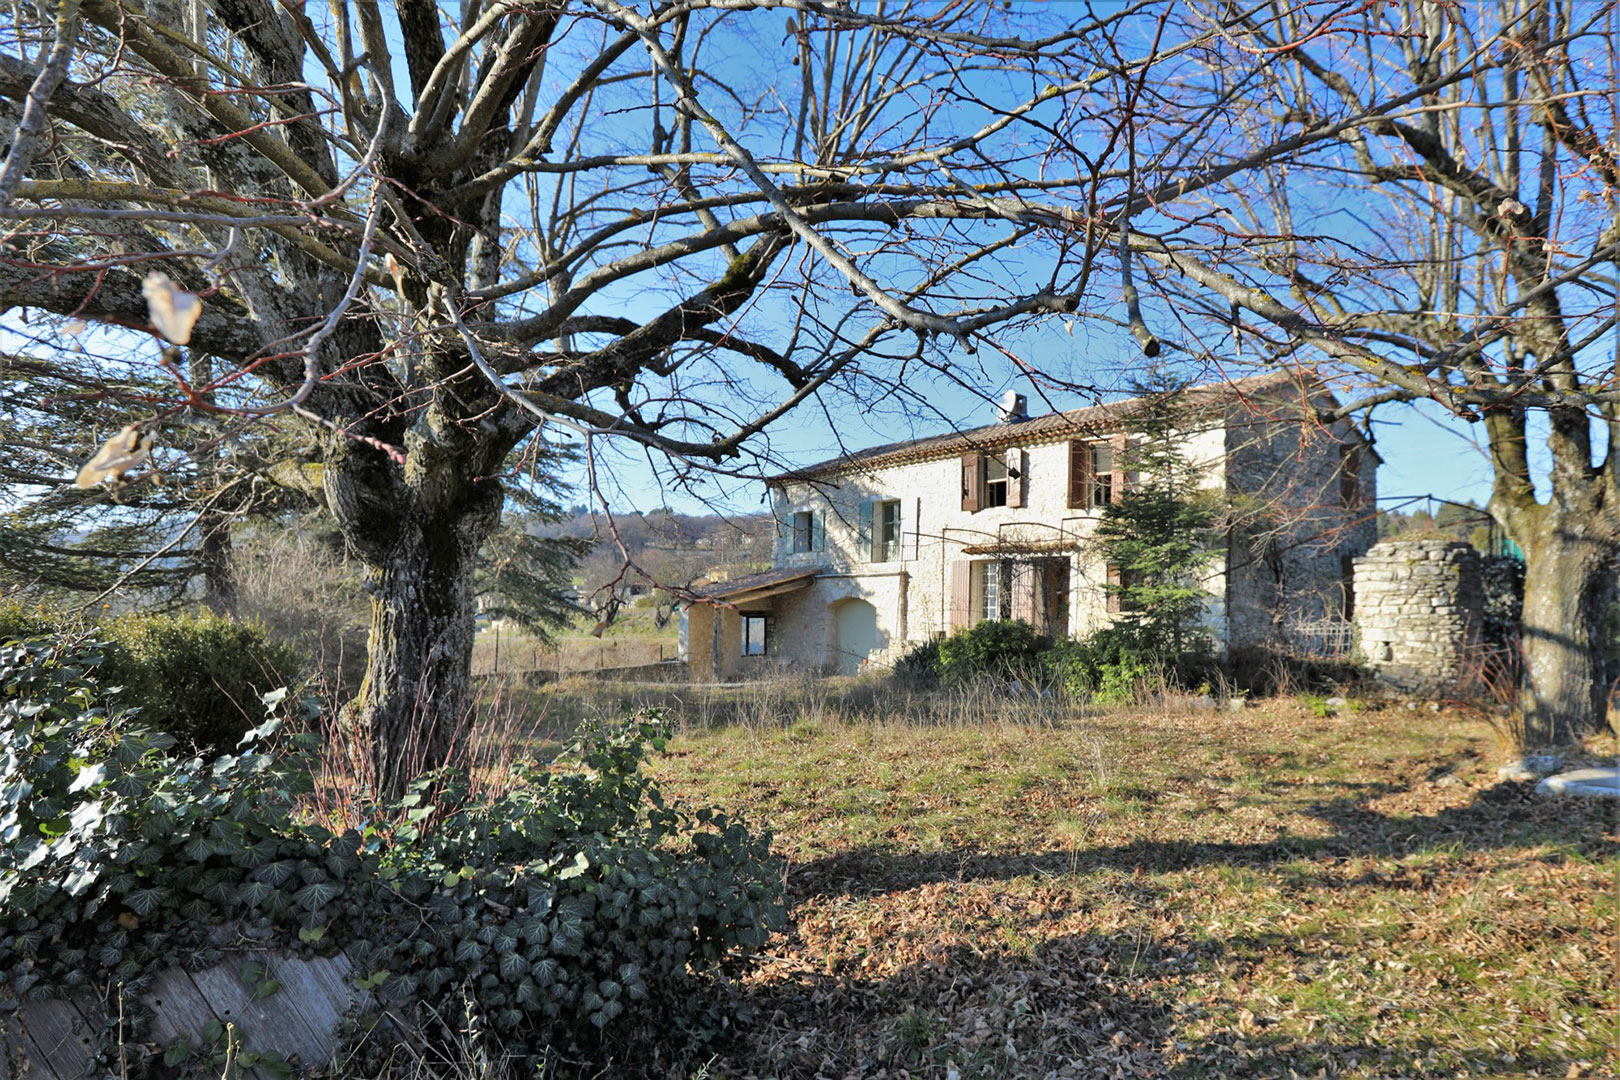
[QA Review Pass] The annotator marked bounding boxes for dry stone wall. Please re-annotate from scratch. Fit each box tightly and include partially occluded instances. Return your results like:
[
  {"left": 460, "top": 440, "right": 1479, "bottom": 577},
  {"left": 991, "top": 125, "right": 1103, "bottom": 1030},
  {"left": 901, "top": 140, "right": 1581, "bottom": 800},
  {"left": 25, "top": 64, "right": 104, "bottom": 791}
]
[{"left": 1353, "top": 540, "right": 1484, "bottom": 691}]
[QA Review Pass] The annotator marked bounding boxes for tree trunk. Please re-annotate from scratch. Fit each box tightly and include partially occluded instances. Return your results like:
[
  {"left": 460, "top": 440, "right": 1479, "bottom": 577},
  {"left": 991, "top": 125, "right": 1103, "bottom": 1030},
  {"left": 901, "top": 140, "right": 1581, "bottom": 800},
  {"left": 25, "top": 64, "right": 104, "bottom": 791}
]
[
  {"left": 326, "top": 436, "right": 505, "bottom": 798},
  {"left": 198, "top": 510, "right": 236, "bottom": 614},
  {"left": 1517, "top": 528, "right": 1616, "bottom": 749}
]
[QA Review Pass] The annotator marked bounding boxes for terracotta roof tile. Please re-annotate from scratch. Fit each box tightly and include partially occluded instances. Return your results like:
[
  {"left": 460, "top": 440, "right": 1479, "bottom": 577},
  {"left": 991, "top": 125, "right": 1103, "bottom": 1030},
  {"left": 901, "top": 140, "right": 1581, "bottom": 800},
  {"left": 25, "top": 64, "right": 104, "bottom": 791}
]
[{"left": 769, "top": 370, "right": 1318, "bottom": 482}]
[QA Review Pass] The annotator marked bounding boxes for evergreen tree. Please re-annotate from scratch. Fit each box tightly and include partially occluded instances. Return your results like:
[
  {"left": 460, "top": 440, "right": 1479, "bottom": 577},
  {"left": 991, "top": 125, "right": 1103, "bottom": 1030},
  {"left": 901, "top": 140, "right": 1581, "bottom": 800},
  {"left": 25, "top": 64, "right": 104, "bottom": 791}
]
[{"left": 1094, "top": 388, "right": 1222, "bottom": 660}]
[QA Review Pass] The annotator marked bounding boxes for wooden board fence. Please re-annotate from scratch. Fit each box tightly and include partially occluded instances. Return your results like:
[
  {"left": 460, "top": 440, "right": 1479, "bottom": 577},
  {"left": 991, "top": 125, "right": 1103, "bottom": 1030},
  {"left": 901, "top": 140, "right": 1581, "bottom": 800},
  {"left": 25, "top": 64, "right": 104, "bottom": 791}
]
[{"left": 0, "top": 952, "right": 365, "bottom": 1079}]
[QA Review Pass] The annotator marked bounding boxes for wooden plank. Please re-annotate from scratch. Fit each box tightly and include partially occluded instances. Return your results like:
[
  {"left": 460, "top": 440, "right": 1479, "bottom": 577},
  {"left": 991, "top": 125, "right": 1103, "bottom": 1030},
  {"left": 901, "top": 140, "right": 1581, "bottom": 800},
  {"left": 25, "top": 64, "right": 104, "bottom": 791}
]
[
  {"left": 142, "top": 966, "right": 223, "bottom": 1053},
  {"left": 298, "top": 952, "right": 365, "bottom": 1019},
  {"left": 15, "top": 953, "right": 371, "bottom": 1079},
  {"left": 144, "top": 954, "right": 370, "bottom": 1077},
  {"left": 14, "top": 998, "right": 95, "bottom": 1079},
  {"left": 184, "top": 961, "right": 329, "bottom": 1075},
  {"left": 260, "top": 956, "right": 357, "bottom": 1071}
]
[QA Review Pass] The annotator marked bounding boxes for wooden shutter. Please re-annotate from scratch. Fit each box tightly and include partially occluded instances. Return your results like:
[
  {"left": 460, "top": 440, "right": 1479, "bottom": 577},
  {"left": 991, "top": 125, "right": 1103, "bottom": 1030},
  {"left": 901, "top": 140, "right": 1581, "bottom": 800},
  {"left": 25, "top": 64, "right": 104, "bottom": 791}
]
[
  {"left": 1006, "top": 448, "right": 1026, "bottom": 509},
  {"left": 811, "top": 510, "right": 825, "bottom": 552},
  {"left": 858, "top": 500, "right": 874, "bottom": 561},
  {"left": 1106, "top": 564, "right": 1123, "bottom": 614},
  {"left": 961, "top": 452, "right": 983, "bottom": 512},
  {"left": 1111, "top": 434, "right": 1129, "bottom": 502},
  {"left": 949, "top": 561, "right": 975, "bottom": 630},
  {"left": 1068, "top": 440, "right": 1090, "bottom": 508},
  {"left": 1010, "top": 562, "right": 1038, "bottom": 625}
]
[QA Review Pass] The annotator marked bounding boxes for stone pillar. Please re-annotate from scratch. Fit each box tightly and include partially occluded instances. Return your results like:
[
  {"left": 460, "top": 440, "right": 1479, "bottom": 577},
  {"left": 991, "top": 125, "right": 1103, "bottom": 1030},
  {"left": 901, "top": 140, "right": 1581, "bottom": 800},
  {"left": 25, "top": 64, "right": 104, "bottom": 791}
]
[{"left": 1353, "top": 540, "right": 1484, "bottom": 692}]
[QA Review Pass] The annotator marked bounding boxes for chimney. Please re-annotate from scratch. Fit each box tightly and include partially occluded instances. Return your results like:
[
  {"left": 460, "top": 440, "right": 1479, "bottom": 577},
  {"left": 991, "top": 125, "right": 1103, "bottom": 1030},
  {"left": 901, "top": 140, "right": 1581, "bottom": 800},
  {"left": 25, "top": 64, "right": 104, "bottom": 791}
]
[{"left": 995, "top": 390, "right": 1028, "bottom": 423}]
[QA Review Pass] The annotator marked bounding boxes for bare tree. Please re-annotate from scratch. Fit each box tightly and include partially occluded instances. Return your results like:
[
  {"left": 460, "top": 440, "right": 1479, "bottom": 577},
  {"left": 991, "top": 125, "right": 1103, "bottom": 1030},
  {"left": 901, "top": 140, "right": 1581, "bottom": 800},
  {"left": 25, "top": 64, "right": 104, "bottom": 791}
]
[
  {"left": 1072, "top": 0, "right": 1620, "bottom": 749},
  {"left": 0, "top": 0, "right": 1188, "bottom": 792}
]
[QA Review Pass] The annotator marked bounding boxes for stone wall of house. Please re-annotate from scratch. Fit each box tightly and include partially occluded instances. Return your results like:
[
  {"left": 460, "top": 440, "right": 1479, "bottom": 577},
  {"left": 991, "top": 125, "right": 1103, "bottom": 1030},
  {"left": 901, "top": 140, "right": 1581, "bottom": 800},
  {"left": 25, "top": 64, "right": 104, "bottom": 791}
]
[
  {"left": 771, "top": 421, "right": 1231, "bottom": 656},
  {"left": 1353, "top": 540, "right": 1483, "bottom": 691},
  {"left": 1222, "top": 396, "right": 1378, "bottom": 651},
  {"left": 757, "top": 381, "right": 1379, "bottom": 673}
]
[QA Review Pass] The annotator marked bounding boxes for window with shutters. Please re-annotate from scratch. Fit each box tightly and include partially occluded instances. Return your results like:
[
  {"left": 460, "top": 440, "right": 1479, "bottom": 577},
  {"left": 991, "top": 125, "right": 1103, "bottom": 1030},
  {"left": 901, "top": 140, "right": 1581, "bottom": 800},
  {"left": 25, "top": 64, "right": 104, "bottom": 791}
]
[
  {"left": 872, "top": 499, "right": 902, "bottom": 562},
  {"left": 1069, "top": 438, "right": 1124, "bottom": 509},
  {"left": 1105, "top": 565, "right": 1139, "bottom": 614},
  {"left": 790, "top": 509, "right": 822, "bottom": 553}
]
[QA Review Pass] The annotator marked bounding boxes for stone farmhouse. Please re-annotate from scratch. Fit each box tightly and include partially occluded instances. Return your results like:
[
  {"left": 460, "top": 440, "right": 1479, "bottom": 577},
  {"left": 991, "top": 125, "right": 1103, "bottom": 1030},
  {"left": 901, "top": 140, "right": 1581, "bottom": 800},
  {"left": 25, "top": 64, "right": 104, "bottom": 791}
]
[{"left": 684, "top": 372, "right": 1379, "bottom": 680}]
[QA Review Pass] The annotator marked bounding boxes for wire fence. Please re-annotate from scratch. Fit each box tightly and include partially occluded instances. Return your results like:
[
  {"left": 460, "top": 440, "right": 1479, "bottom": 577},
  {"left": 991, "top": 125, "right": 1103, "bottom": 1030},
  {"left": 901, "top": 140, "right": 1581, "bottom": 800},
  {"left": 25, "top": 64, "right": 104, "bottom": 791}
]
[{"left": 1283, "top": 618, "right": 1354, "bottom": 659}]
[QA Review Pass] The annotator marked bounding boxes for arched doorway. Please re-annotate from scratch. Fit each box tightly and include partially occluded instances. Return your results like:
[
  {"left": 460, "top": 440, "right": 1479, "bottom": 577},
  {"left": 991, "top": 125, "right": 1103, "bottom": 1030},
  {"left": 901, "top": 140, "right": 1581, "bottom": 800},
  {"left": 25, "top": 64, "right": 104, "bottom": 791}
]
[{"left": 833, "top": 599, "right": 878, "bottom": 675}]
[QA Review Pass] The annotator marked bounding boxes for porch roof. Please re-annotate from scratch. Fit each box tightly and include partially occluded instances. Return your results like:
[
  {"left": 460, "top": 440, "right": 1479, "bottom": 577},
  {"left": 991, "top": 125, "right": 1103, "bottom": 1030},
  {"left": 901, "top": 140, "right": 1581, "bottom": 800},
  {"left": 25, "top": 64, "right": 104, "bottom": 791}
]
[
  {"left": 958, "top": 538, "right": 1078, "bottom": 556},
  {"left": 694, "top": 566, "right": 822, "bottom": 604}
]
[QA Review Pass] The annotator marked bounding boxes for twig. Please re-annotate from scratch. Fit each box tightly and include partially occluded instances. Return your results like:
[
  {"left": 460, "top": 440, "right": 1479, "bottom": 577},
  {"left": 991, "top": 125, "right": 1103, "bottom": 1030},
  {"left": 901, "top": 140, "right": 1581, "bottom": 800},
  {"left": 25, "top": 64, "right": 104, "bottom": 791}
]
[{"left": 0, "top": 0, "right": 83, "bottom": 204}]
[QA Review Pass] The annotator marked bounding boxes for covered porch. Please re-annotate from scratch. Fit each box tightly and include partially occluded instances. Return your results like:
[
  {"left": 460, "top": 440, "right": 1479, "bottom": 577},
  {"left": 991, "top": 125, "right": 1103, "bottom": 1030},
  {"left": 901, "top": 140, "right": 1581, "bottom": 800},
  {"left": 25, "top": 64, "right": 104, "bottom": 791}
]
[{"left": 683, "top": 567, "right": 822, "bottom": 681}]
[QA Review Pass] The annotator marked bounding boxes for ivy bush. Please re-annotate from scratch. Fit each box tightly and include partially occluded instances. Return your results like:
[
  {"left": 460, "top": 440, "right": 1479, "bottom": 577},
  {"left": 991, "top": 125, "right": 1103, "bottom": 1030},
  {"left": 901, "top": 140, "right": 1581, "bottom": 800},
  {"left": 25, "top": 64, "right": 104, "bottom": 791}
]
[{"left": 0, "top": 636, "right": 782, "bottom": 1075}]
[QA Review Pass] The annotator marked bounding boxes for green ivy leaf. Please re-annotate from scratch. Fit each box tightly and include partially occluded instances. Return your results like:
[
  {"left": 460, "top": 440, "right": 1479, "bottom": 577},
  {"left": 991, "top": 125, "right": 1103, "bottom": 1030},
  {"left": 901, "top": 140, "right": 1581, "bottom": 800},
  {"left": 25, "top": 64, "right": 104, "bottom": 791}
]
[{"left": 293, "top": 881, "right": 340, "bottom": 911}]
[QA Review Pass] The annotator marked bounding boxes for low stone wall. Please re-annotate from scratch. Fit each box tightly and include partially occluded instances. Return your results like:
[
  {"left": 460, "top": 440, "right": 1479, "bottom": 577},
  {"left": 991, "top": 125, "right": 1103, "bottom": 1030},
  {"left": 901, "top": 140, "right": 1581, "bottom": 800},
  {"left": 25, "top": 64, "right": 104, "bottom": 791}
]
[{"left": 1353, "top": 540, "right": 1484, "bottom": 692}]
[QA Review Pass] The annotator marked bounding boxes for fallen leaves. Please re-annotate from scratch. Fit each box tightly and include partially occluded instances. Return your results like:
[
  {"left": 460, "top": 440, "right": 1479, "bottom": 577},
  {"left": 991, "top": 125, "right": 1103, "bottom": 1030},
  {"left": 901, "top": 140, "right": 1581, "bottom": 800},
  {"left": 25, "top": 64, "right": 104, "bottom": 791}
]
[{"left": 646, "top": 699, "right": 1617, "bottom": 1078}]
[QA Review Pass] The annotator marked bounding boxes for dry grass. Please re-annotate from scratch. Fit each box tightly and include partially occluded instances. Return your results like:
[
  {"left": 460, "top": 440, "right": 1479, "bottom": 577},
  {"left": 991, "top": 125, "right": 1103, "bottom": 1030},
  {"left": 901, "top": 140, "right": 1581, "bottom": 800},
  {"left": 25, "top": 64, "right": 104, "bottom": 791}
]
[{"left": 625, "top": 690, "right": 1618, "bottom": 1079}]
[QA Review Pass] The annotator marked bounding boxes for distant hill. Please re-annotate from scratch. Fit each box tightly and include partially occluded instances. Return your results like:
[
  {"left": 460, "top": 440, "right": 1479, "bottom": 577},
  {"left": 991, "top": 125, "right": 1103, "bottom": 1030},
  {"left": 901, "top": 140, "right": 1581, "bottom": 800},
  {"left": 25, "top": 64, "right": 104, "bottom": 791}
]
[{"left": 534, "top": 508, "right": 775, "bottom": 616}]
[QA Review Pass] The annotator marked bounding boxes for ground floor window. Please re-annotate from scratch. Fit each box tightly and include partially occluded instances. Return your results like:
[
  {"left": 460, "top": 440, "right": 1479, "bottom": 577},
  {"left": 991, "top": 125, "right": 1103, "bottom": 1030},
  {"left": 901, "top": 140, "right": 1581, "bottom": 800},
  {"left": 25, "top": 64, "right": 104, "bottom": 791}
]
[
  {"left": 741, "top": 614, "right": 769, "bottom": 656},
  {"left": 979, "top": 560, "right": 1006, "bottom": 621},
  {"left": 975, "top": 558, "right": 1069, "bottom": 633}
]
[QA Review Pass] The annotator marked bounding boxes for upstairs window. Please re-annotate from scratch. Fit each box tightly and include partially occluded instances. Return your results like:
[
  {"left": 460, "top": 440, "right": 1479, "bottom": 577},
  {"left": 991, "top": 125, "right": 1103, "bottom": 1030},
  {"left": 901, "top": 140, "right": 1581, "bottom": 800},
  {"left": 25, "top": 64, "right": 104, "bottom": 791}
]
[
  {"left": 962, "top": 449, "right": 1024, "bottom": 512},
  {"left": 874, "top": 499, "right": 902, "bottom": 562},
  {"left": 791, "top": 509, "right": 823, "bottom": 553},
  {"left": 1069, "top": 438, "right": 1125, "bottom": 509},
  {"left": 862, "top": 499, "right": 903, "bottom": 562},
  {"left": 1090, "top": 444, "right": 1114, "bottom": 506},
  {"left": 984, "top": 455, "right": 1009, "bottom": 508}
]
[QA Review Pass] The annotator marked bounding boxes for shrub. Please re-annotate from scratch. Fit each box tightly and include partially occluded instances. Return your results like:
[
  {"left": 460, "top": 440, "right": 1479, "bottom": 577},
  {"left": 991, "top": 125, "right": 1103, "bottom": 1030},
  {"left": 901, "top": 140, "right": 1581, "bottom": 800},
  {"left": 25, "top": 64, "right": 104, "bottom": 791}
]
[
  {"left": 96, "top": 610, "right": 302, "bottom": 754},
  {"left": 1045, "top": 627, "right": 1143, "bottom": 702},
  {"left": 0, "top": 602, "right": 300, "bottom": 755},
  {"left": 1044, "top": 626, "right": 1218, "bottom": 705},
  {"left": 0, "top": 637, "right": 781, "bottom": 1075},
  {"left": 936, "top": 619, "right": 1049, "bottom": 684},
  {"left": 892, "top": 638, "right": 942, "bottom": 685}
]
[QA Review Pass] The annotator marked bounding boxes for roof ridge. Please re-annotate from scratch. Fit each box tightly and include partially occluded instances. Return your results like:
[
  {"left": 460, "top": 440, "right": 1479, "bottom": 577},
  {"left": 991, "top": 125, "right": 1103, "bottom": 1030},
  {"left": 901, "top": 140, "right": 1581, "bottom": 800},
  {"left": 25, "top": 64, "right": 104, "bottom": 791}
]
[{"left": 768, "top": 370, "right": 1316, "bottom": 483}]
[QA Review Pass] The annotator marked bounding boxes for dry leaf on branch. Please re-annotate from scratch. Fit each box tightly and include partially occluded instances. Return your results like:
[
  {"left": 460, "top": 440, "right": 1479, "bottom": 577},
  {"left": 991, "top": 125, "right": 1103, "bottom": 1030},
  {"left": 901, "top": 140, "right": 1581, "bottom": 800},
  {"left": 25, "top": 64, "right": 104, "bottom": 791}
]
[
  {"left": 141, "top": 271, "right": 203, "bottom": 345},
  {"left": 75, "top": 425, "right": 154, "bottom": 488}
]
